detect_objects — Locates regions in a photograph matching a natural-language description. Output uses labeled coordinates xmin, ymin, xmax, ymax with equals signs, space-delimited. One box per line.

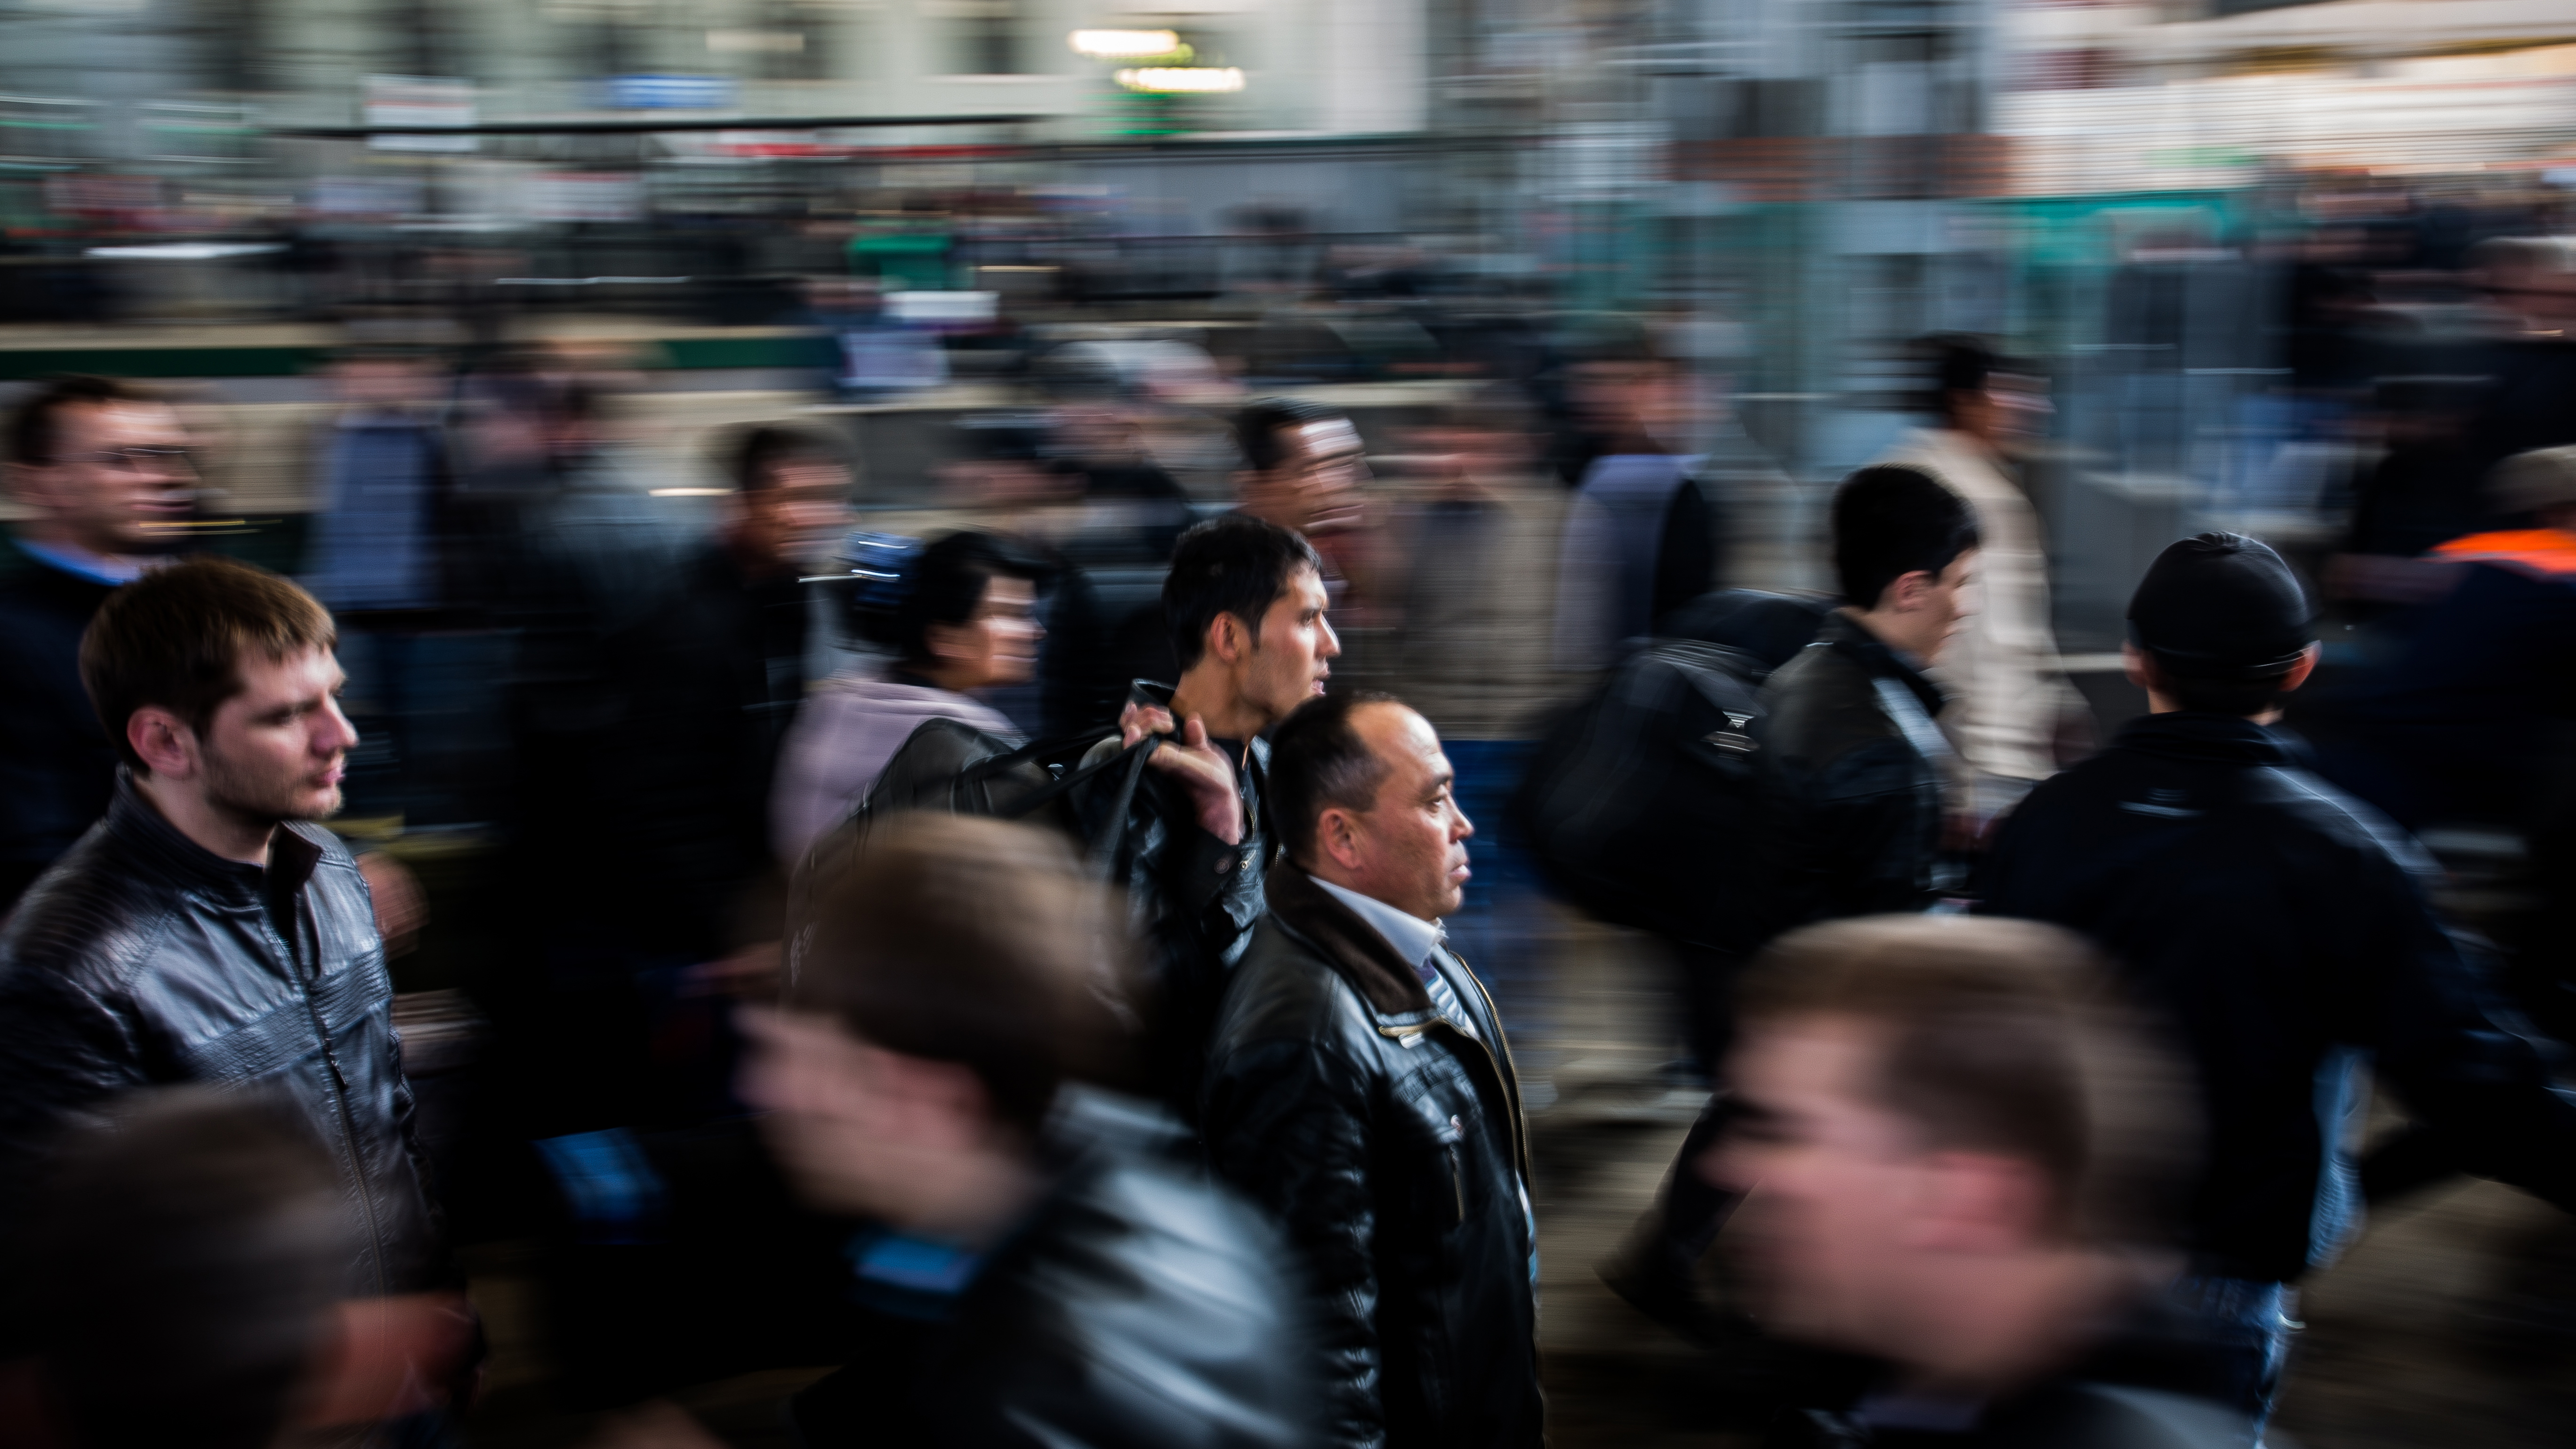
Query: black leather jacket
xmin=1202 ymin=865 xmax=1541 ymax=1449
xmin=792 ymin=1088 xmax=1319 ymax=1449
xmin=1078 ymin=681 xmax=1275 ymax=1121
xmin=0 ymin=775 xmax=448 ymax=1308
xmin=1979 ymin=712 xmax=2576 ymax=1283
xmin=1763 ymin=611 xmax=1955 ymax=925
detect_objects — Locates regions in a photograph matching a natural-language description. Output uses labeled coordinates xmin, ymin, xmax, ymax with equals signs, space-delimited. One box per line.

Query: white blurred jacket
xmin=1875 ymin=427 xmax=2073 ymax=785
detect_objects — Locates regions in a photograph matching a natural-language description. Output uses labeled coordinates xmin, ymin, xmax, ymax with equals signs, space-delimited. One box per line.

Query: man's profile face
xmin=1916 ymin=549 xmax=1980 ymax=666
xmin=1708 ymin=1015 xmax=1930 ymax=1357
xmin=196 ymin=647 xmax=357 ymax=826
xmin=1239 ymin=564 xmax=1339 ymax=726
xmin=1338 ymin=703 xmax=1474 ymax=922
xmin=735 ymin=460 xmax=854 ymax=576
xmin=20 ymin=400 xmax=196 ymax=555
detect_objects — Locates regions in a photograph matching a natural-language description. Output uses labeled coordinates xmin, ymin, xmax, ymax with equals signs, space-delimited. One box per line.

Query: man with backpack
xmin=1088 ymin=515 xmax=1342 ymax=1121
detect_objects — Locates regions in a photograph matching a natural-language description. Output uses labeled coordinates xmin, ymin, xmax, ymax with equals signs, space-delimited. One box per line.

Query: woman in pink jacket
xmin=772 ymin=532 xmax=1042 ymax=862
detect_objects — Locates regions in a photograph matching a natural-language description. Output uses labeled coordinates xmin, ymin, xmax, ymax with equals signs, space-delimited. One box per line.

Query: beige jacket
xmin=1875 ymin=428 xmax=2071 ymax=784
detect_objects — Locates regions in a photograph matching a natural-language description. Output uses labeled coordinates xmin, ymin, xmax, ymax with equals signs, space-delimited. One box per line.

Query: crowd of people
xmin=0 ymin=322 xmax=2570 ymax=1449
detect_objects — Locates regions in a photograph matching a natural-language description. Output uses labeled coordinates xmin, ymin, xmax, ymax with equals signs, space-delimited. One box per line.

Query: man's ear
xmin=1904 ymin=1151 xmax=2055 ymax=1254
xmin=127 ymin=706 xmax=199 ymax=781
xmin=1204 ymin=609 xmax=1248 ymax=666
xmin=1316 ymin=805 xmax=1366 ymax=874
xmin=1884 ymin=569 xmax=1934 ymax=615
xmin=2121 ymin=641 xmax=2155 ymax=693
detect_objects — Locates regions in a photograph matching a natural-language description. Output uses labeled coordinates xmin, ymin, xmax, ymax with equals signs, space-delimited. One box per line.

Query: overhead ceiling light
xmin=1070 ymin=29 xmax=1180 ymax=58
xmin=1115 ymin=66 xmax=1244 ymax=93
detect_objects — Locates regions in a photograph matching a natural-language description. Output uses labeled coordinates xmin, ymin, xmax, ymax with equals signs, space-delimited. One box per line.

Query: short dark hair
xmin=1268 ymin=690 xmax=1404 ymax=866
xmin=729 ymin=423 xmax=843 ymax=495
xmin=2146 ymin=658 xmax=2294 ymax=719
xmin=80 ymin=556 xmax=338 ymax=773
xmin=1832 ymin=466 xmax=1980 ymax=609
xmin=7 ymin=375 xmax=151 ymax=467
xmin=865 ymin=530 xmax=1039 ymax=666
xmin=1163 ymin=514 xmax=1323 ymax=671
xmin=790 ymin=813 xmax=1127 ymax=1134
xmin=1739 ymin=915 xmax=2195 ymax=1247
xmin=1232 ymin=397 xmax=1346 ymax=475
xmin=23 ymin=1087 xmax=346 ymax=1449
xmin=1914 ymin=333 xmax=2032 ymax=426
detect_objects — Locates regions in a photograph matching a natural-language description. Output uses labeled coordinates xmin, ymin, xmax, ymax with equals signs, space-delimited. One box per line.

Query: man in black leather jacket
xmin=1085 ymin=515 xmax=1340 ymax=1120
xmin=1765 ymin=467 xmax=1981 ymax=928
xmin=1979 ymin=533 xmax=2576 ymax=1423
xmin=746 ymin=812 xmax=1316 ymax=1449
xmin=1203 ymin=692 xmax=1541 ymax=1449
xmin=0 ymin=558 xmax=454 ymax=1339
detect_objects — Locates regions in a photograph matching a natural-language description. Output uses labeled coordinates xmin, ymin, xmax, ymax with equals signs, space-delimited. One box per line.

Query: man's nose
xmin=1319 ymin=616 xmax=1342 ymax=658
xmin=1453 ymin=804 xmax=1476 ymax=841
xmin=320 ymin=697 xmax=360 ymax=756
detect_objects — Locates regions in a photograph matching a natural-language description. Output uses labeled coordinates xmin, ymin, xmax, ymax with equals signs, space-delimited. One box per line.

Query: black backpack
xmin=1509 ymin=590 xmax=1827 ymax=953
xmin=796 ymin=718 xmax=1159 ymax=889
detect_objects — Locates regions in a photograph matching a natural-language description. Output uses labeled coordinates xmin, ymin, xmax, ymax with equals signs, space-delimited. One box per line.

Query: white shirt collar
xmin=1311 ymin=875 xmax=1444 ymax=972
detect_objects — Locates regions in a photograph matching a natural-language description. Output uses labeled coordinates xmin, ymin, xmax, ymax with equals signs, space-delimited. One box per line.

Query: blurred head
xmin=81 ymin=556 xmax=350 ymax=822
xmin=745 ymin=815 xmax=1126 ymax=1235
xmin=725 ymin=424 xmax=854 ymax=577
xmin=2468 ymin=236 xmax=2576 ymax=330
xmin=1917 ymin=334 xmax=2049 ymax=450
xmin=943 ymin=413 xmax=1063 ymax=514
xmin=2124 ymin=532 xmax=2318 ymax=720
xmin=1233 ymin=398 xmax=1369 ymax=534
xmin=874 ymin=531 xmax=1043 ymax=692
xmin=4 ymin=376 xmax=196 ymax=557
xmin=1567 ymin=326 xmax=1684 ymax=451
xmin=2487 ymin=444 xmax=2576 ymax=533
xmin=1272 ymin=693 xmax=1473 ymax=921
xmin=1164 ymin=515 xmax=1338 ymax=725
xmin=1833 ymin=466 xmax=1980 ymax=663
xmin=329 ymin=350 xmax=443 ymax=410
xmin=22 ymin=1087 xmax=348 ymax=1449
xmin=1711 ymin=917 xmax=2193 ymax=1371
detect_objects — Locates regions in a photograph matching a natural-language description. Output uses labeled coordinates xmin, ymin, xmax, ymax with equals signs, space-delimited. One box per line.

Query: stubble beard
xmin=201 ymin=741 xmax=343 ymax=834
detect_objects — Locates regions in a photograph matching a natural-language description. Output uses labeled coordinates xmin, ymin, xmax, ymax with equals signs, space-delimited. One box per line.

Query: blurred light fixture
xmin=707 ymin=29 xmax=805 ymax=53
xmin=1070 ymin=30 xmax=1180 ymax=58
xmin=1115 ymin=66 xmax=1244 ymax=93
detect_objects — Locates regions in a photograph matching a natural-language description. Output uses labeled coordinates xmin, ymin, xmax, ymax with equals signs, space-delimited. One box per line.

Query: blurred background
xmin=5 ymin=0 xmax=2576 ymax=1443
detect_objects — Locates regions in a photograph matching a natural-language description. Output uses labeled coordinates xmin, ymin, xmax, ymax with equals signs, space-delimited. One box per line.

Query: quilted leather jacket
xmin=1201 ymin=865 xmax=1541 ymax=1449
xmin=0 ymin=774 xmax=448 ymax=1311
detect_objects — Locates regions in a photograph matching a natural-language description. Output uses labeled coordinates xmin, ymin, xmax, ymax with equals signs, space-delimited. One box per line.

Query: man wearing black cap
xmin=1978 ymin=532 xmax=2576 ymax=1426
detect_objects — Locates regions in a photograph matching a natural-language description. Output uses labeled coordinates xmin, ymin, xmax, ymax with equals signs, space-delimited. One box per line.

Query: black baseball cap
xmin=2126 ymin=532 xmax=2315 ymax=680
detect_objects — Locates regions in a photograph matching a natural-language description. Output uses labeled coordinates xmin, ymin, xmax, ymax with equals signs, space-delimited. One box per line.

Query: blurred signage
xmin=365 ymin=76 xmax=476 ymax=153
xmin=527 ymin=172 xmax=644 ymax=222
xmin=601 ymin=74 xmax=737 ymax=111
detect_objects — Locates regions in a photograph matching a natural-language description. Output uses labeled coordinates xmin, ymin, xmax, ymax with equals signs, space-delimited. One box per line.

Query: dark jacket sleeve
xmin=1202 ymin=1038 xmax=1385 ymax=1449
xmin=2343 ymin=855 xmax=2576 ymax=1209
xmin=1652 ymin=476 xmax=1719 ymax=626
xmin=1777 ymin=731 xmax=1940 ymax=925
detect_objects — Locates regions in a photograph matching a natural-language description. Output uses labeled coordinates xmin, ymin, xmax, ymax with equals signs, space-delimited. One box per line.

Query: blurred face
xmin=1951 ymin=374 xmax=2051 ymax=449
xmin=736 ymin=1006 xmax=987 ymax=1230
xmin=195 ymin=647 xmax=357 ymax=824
xmin=1866 ymin=548 xmax=1979 ymax=666
xmin=1322 ymin=704 xmax=1475 ymax=920
xmin=11 ymin=400 xmax=197 ymax=555
xmin=927 ymin=575 xmax=1042 ymax=692
xmin=1237 ymin=564 xmax=1340 ymax=726
xmin=1708 ymin=1015 xmax=1929 ymax=1355
xmin=1244 ymin=417 xmax=1369 ymax=534
xmin=735 ymin=461 xmax=854 ymax=576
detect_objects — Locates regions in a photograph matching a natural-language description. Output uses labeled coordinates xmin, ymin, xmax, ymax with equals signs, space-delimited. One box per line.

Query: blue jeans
xmin=2169 ymin=1274 xmax=2300 ymax=1432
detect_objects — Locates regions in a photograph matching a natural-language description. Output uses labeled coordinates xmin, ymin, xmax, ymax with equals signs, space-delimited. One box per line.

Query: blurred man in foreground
xmin=7 ymin=1087 xmax=472 ymax=1448
xmin=1092 ymin=515 xmax=1341 ymax=1119
xmin=0 ymin=559 xmax=459 ymax=1364
xmin=1714 ymin=916 xmax=2247 ymax=1449
xmin=1202 ymin=692 xmax=1541 ymax=1449
xmin=0 ymin=377 xmax=196 ymax=913
xmin=743 ymin=813 xmax=1316 ymax=1449
xmin=1980 ymin=533 xmax=2576 ymax=1423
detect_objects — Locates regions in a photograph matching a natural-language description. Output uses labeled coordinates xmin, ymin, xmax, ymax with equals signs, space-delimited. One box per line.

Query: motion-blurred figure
xmin=1231 ymin=397 xmax=1383 ymax=621
xmin=1980 ymin=533 xmax=2576 ymax=1424
xmin=743 ymin=813 xmax=1317 ymax=1449
xmin=1769 ymin=467 xmax=1980 ymax=924
xmin=772 ymin=532 xmax=1041 ymax=864
xmin=0 ymin=560 xmax=459 ymax=1360
xmin=1087 ymin=517 xmax=1340 ymax=1121
xmin=1712 ymin=916 xmax=2243 ymax=1449
xmin=0 ymin=378 xmax=195 ymax=914
xmin=1549 ymin=338 xmax=1718 ymax=672
xmin=1202 ymin=692 xmax=1540 ymax=1449
xmin=1879 ymin=337 xmax=2079 ymax=826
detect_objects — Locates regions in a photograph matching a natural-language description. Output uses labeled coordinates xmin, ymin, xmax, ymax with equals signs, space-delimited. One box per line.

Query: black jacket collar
xmin=1818 ymin=610 xmax=1946 ymax=717
xmin=1261 ymin=862 xmax=1435 ymax=1018
xmin=102 ymin=769 xmax=324 ymax=904
xmin=2110 ymin=711 xmax=2307 ymax=770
